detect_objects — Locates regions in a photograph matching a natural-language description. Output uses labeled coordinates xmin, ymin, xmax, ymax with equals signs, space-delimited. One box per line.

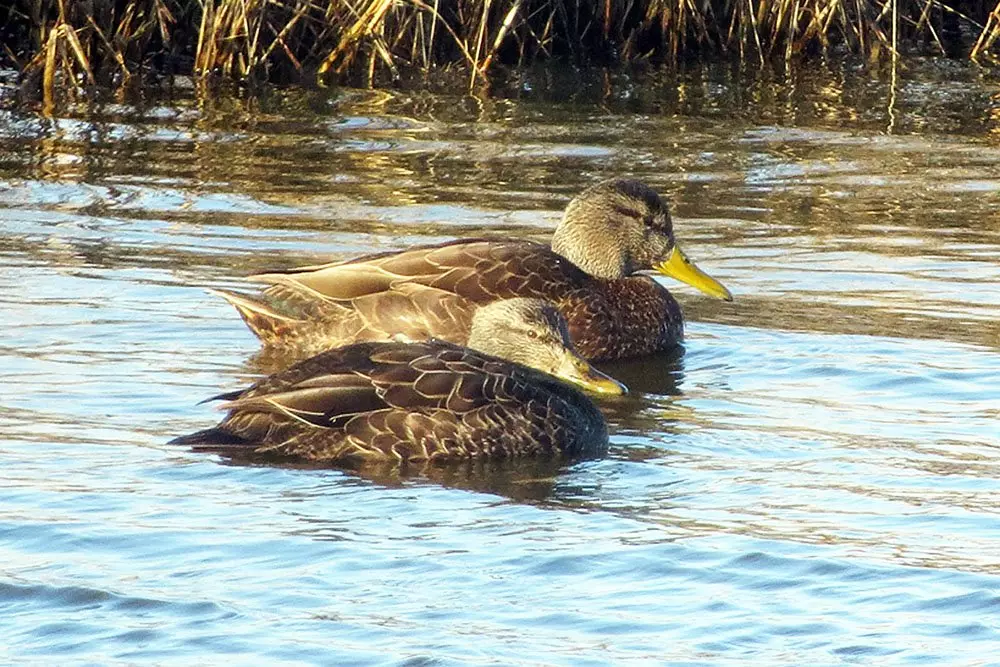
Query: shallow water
xmin=2 ymin=60 xmax=1000 ymax=664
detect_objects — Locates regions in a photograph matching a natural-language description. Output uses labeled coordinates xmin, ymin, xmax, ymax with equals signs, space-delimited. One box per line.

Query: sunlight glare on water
xmin=1 ymin=60 xmax=999 ymax=664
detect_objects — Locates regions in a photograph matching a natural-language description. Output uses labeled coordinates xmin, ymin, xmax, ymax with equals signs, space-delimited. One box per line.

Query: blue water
xmin=2 ymin=62 xmax=999 ymax=664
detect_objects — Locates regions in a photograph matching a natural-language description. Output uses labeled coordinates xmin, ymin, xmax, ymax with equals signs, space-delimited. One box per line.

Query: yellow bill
xmin=558 ymin=354 xmax=628 ymax=396
xmin=655 ymin=246 xmax=733 ymax=301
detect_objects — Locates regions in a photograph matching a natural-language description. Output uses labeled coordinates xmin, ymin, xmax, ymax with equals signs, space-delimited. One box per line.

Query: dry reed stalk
xmin=913 ymin=0 xmax=945 ymax=55
xmin=746 ymin=0 xmax=766 ymax=61
xmin=468 ymin=0 xmax=493 ymax=86
xmin=259 ymin=2 xmax=308 ymax=69
xmin=41 ymin=23 xmax=59 ymax=109
xmin=9 ymin=0 xmax=1000 ymax=99
xmin=480 ymin=0 xmax=522 ymax=73
xmin=971 ymin=1 xmax=1000 ymax=59
xmin=317 ymin=0 xmax=395 ymax=76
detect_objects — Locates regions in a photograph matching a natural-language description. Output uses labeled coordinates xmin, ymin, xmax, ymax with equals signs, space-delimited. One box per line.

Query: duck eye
xmin=526 ymin=330 xmax=538 ymax=339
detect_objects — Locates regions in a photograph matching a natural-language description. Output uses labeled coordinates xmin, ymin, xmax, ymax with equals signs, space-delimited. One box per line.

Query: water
xmin=2 ymin=60 xmax=1000 ymax=664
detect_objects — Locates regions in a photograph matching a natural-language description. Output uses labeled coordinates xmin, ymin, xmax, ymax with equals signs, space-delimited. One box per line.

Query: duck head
xmin=468 ymin=298 xmax=627 ymax=396
xmin=551 ymin=179 xmax=733 ymax=301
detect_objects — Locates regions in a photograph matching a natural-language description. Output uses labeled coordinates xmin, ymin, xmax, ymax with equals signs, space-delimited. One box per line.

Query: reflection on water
xmin=212 ymin=455 xmax=579 ymax=504
xmin=2 ymin=59 xmax=1000 ymax=663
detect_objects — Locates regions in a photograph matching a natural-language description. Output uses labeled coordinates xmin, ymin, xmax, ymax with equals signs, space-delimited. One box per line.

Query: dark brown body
xmin=225 ymin=239 xmax=684 ymax=362
xmin=171 ymin=340 xmax=609 ymax=465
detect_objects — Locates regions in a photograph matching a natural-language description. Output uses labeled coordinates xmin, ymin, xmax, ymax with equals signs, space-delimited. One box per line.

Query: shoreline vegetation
xmin=2 ymin=0 xmax=999 ymax=103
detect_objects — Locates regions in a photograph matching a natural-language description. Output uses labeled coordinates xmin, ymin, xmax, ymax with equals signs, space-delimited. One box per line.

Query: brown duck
xmin=216 ymin=179 xmax=732 ymax=362
xmin=171 ymin=299 xmax=625 ymax=465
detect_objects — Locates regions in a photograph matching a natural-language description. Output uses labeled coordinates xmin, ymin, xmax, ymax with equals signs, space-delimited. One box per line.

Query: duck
xmin=171 ymin=298 xmax=626 ymax=465
xmin=215 ymin=179 xmax=732 ymax=362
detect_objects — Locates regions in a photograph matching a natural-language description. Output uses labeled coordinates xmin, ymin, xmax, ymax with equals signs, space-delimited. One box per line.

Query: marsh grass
xmin=3 ymin=0 xmax=999 ymax=101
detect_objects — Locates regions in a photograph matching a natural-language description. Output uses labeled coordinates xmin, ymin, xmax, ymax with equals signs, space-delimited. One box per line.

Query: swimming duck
xmin=171 ymin=298 xmax=625 ymax=465
xmin=216 ymin=179 xmax=732 ymax=362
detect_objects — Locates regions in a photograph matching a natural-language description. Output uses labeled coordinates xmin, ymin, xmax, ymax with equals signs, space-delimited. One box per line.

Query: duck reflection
xmin=596 ymin=344 xmax=685 ymax=398
xmin=212 ymin=454 xmax=582 ymax=503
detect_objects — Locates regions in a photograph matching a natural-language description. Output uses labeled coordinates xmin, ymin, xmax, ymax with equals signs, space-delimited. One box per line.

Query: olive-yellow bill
xmin=656 ymin=246 xmax=733 ymax=301
xmin=556 ymin=351 xmax=628 ymax=396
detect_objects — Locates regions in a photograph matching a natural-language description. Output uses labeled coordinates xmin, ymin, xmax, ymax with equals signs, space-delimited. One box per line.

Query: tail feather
xmin=198 ymin=388 xmax=245 ymax=405
xmin=168 ymin=427 xmax=249 ymax=450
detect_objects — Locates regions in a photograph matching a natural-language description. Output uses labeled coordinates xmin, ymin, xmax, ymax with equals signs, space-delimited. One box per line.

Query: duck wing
xmin=251 ymin=238 xmax=591 ymax=305
xmin=214 ymin=280 xmax=478 ymax=354
xmin=172 ymin=341 xmax=537 ymax=462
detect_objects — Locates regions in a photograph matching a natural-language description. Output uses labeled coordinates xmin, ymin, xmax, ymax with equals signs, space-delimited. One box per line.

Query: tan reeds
xmin=10 ymin=0 xmax=1000 ymax=102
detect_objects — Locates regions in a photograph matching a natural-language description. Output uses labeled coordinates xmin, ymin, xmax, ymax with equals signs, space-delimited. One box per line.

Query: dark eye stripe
xmin=612 ymin=204 xmax=642 ymax=219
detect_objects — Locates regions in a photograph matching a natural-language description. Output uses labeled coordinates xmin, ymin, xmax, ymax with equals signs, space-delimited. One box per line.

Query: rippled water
xmin=2 ymin=61 xmax=1000 ymax=663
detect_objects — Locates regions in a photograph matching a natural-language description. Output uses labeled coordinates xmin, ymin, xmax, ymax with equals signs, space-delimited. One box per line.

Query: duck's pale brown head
xmin=551 ymin=179 xmax=732 ymax=301
xmin=468 ymin=298 xmax=626 ymax=396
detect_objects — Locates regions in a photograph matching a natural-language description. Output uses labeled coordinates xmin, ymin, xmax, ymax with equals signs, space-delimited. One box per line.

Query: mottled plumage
xmin=172 ymin=299 xmax=623 ymax=465
xmin=217 ymin=179 xmax=732 ymax=362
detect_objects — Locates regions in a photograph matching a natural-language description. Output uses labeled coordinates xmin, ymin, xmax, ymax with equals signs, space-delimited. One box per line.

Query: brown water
xmin=2 ymin=60 xmax=999 ymax=663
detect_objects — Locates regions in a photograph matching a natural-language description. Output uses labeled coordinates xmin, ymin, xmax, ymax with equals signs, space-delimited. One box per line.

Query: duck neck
xmin=551 ymin=219 xmax=628 ymax=280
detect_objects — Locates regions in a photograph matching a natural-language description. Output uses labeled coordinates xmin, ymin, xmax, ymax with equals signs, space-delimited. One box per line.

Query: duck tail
xmin=168 ymin=427 xmax=237 ymax=447
xmin=168 ymin=427 xmax=259 ymax=456
xmin=209 ymin=288 xmax=301 ymax=344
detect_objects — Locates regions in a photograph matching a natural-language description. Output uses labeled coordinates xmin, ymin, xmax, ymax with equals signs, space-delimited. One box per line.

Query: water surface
xmin=2 ymin=60 xmax=1000 ymax=664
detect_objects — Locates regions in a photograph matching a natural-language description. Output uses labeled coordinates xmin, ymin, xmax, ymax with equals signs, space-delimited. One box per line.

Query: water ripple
xmin=2 ymin=63 xmax=1000 ymax=663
